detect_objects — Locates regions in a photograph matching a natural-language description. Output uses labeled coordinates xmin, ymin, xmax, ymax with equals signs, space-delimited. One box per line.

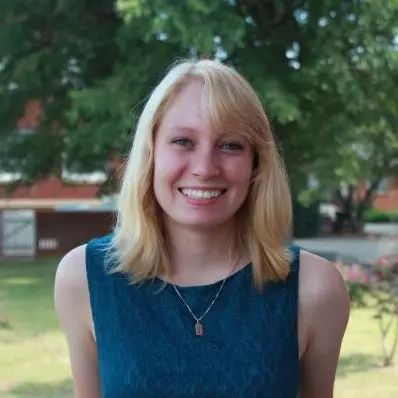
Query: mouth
xmin=178 ymin=188 xmax=227 ymax=199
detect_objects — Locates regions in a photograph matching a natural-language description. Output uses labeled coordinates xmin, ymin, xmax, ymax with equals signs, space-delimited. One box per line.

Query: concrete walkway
xmin=294 ymin=236 xmax=398 ymax=264
xmin=364 ymin=223 xmax=398 ymax=236
xmin=295 ymin=223 xmax=398 ymax=264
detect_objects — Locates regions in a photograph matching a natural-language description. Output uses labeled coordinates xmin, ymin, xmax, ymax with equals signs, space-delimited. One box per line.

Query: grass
xmin=0 ymin=259 xmax=397 ymax=397
xmin=0 ymin=259 xmax=73 ymax=398
xmin=335 ymin=307 xmax=398 ymax=397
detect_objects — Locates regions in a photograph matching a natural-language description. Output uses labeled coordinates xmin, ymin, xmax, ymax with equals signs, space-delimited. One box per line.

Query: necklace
xmin=171 ymin=254 xmax=242 ymax=337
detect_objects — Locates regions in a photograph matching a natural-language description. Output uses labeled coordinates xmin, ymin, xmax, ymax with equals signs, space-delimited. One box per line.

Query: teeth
xmin=181 ymin=189 xmax=223 ymax=199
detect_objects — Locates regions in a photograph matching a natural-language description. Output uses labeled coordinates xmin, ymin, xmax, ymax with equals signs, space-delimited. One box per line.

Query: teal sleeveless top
xmin=86 ymin=234 xmax=300 ymax=397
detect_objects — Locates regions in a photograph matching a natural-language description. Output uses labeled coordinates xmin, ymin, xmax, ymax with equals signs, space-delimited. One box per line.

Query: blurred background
xmin=0 ymin=1 xmax=397 ymax=397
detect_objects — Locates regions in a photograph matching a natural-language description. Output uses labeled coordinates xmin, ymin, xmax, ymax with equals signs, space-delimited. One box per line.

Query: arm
xmin=298 ymin=250 xmax=350 ymax=398
xmin=54 ymin=245 xmax=102 ymax=398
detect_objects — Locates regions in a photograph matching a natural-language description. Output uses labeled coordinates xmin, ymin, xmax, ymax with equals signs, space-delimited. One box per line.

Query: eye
xmin=220 ymin=141 xmax=244 ymax=151
xmin=170 ymin=137 xmax=192 ymax=147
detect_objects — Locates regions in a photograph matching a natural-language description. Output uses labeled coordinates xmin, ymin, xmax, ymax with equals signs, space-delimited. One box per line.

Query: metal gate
xmin=1 ymin=210 xmax=36 ymax=257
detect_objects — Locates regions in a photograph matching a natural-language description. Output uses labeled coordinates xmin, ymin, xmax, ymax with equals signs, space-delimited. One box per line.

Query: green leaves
xmin=118 ymin=0 xmax=246 ymax=53
xmin=256 ymin=79 xmax=301 ymax=125
xmin=0 ymin=0 xmax=397 ymax=193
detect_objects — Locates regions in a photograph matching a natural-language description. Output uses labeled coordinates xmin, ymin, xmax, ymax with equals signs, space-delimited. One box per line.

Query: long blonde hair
xmin=109 ymin=58 xmax=293 ymax=289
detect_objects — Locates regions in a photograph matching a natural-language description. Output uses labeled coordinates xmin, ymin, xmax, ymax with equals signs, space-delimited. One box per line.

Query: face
xmin=153 ymin=80 xmax=254 ymax=231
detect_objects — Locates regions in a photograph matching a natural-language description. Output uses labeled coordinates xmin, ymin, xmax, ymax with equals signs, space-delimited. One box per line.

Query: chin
xmin=178 ymin=216 xmax=233 ymax=231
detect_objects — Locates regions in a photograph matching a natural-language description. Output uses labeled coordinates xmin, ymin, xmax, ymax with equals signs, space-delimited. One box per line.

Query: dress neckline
xmin=152 ymin=262 xmax=252 ymax=291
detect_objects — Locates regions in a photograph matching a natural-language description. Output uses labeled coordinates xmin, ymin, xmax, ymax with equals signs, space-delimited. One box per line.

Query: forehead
xmin=159 ymin=80 xmax=206 ymax=131
xmin=157 ymin=80 xmax=247 ymax=142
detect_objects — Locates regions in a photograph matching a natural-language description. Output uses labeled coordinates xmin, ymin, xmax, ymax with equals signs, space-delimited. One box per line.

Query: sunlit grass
xmin=0 ymin=259 xmax=73 ymax=398
xmin=335 ymin=307 xmax=398 ymax=397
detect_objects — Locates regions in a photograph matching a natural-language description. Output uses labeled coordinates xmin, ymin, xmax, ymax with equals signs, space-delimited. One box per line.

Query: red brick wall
xmin=0 ymin=176 xmax=101 ymax=199
xmin=358 ymin=178 xmax=398 ymax=212
xmin=17 ymin=100 xmax=41 ymax=130
xmin=2 ymin=102 xmax=124 ymax=201
xmin=373 ymin=188 xmax=398 ymax=211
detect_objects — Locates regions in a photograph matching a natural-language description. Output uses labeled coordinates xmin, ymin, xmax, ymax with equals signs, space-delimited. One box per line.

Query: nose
xmin=191 ymin=148 xmax=220 ymax=179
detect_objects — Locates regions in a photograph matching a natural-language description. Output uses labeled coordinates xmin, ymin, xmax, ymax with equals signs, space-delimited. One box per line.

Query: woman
xmin=54 ymin=59 xmax=350 ymax=397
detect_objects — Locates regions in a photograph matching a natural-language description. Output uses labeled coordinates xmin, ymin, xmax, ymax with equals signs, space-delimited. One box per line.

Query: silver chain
xmin=171 ymin=254 xmax=241 ymax=324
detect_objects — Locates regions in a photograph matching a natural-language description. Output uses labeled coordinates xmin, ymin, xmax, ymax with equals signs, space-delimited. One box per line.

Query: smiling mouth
xmin=178 ymin=188 xmax=227 ymax=199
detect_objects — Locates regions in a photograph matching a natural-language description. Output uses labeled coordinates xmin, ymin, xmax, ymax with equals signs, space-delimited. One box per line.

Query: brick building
xmin=0 ymin=100 xmax=121 ymax=209
xmin=359 ymin=178 xmax=398 ymax=212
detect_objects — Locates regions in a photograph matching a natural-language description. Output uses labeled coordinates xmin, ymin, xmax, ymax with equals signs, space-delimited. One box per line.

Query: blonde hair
xmin=109 ymin=58 xmax=293 ymax=290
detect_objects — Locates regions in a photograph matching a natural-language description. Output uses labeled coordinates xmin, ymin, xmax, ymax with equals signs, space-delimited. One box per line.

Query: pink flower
xmin=346 ymin=267 xmax=369 ymax=283
xmin=379 ymin=257 xmax=389 ymax=266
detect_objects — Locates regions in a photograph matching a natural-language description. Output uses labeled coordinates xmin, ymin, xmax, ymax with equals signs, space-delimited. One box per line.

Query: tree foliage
xmin=0 ymin=0 xmax=397 ymax=194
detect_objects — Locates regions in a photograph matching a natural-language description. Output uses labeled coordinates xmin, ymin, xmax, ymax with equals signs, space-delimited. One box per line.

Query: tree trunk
xmin=335 ymin=179 xmax=381 ymax=234
xmin=353 ymin=179 xmax=381 ymax=233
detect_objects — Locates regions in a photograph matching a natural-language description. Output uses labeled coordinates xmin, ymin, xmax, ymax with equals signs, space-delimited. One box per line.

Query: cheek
xmin=154 ymin=150 xmax=185 ymax=188
xmin=225 ymin=157 xmax=253 ymax=186
xmin=153 ymin=148 xmax=168 ymax=198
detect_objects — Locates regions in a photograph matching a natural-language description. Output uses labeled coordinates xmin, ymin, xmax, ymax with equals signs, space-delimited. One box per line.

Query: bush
xmin=340 ymin=263 xmax=371 ymax=307
xmin=365 ymin=209 xmax=398 ymax=223
xmin=339 ymin=256 xmax=398 ymax=367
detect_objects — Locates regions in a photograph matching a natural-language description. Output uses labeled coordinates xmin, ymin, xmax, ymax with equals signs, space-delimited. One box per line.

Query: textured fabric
xmin=86 ymin=234 xmax=300 ymax=398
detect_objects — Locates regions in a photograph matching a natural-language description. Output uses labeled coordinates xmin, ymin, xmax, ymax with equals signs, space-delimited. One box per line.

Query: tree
xmin=302 ymin=17 xmax=398 ymax=232
xmin=0 ymin=0 xmax=397 ymax=197
xmin=0 ymin=0 xmax=123 ymax=180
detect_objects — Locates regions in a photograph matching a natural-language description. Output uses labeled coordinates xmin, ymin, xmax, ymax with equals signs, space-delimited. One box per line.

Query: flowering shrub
xmin=339 ymin=263 xmax=371 ymax=307
xmin=371 ymin=254 xmax=398 ymax=366
xmin=373 ymin=254 xmax=398 ymax=282
xmin=339 ymin=254 xmax=398 ymax=367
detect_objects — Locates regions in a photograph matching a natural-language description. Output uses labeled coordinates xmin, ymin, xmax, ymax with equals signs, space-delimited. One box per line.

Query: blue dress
xmin=86 ymin=234 xmax=300 ymax=397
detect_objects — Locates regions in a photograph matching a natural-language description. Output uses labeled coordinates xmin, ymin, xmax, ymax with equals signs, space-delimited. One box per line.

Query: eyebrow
xmin=166 ymin=124 xmax=247 ymax=142
xmin=168 ymin=125 xmax=198 ymax=134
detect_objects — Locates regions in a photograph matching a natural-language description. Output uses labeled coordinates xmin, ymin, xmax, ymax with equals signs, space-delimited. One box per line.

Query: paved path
xmin=294 ymin=236 xmax=398 ymax=264
xmin=364 ymin=223 xmax=398 ymax=236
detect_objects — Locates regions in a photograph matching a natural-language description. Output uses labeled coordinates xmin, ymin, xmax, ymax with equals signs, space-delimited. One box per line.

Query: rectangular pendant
xmin=195 ymin=321 xmax=204 ymax=336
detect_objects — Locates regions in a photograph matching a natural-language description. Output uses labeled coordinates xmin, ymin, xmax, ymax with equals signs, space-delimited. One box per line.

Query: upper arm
xmin=298 ymin=250 xmax=350 ymax=398
xmin=54 ymin=244 xmax=101 ymax=398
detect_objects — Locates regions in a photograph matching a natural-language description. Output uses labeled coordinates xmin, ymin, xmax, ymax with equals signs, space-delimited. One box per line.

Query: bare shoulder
xmin=54 ymin=246 xmax=101 ymax=396
xmin=297 ymin=250 xmax=350 ymax=397
xmin=299 ymin=249 xmax=350 ymax=308
xmin=298 ymin=249 xmax=350 ymax=345
xmin=54 ymin=244 xmax=91 ymax=331
xmin=54 ymin=244 xmax=88 ymax=299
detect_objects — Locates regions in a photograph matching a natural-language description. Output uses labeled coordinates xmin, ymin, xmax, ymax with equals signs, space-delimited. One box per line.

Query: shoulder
xmin=54 ymin=244 xmax=89 ymax=319
xmin=54 ymin=245 xmax=102 ymax=395
xmin=55 ymin=241 xmax=101 ymax=340
xmin=54 ymin=234 xmax=113 ymax=305
xmin=298 ymin=249 xmax=350 ymax=339
xmin=298 ymin=249 xmax=349 ymax=306
xmin=55 ymin=243 xmax=87 ymax=283
xmin=295 ymin=249 xmax=350 ymax=395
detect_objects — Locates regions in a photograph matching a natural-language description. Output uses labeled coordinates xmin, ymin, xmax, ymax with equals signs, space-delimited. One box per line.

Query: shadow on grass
xmin=0 ymin=258 xmax=62 ymax=340
xmin=7 ymin=379 xmax=73 ymax=398
xmin=0 ymin=319 xmax=12 ymax=330
xmin=337 ymin=353 xmax=381 ymax=378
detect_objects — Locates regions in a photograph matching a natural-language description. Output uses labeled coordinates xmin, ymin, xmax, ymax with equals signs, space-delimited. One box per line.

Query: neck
xmin=162 ymin=219 xmax=244 ymax=286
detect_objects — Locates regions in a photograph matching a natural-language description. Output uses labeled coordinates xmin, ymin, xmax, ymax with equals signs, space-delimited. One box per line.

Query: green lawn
xmin=0 ymin=259 xmax=397 ymax=397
